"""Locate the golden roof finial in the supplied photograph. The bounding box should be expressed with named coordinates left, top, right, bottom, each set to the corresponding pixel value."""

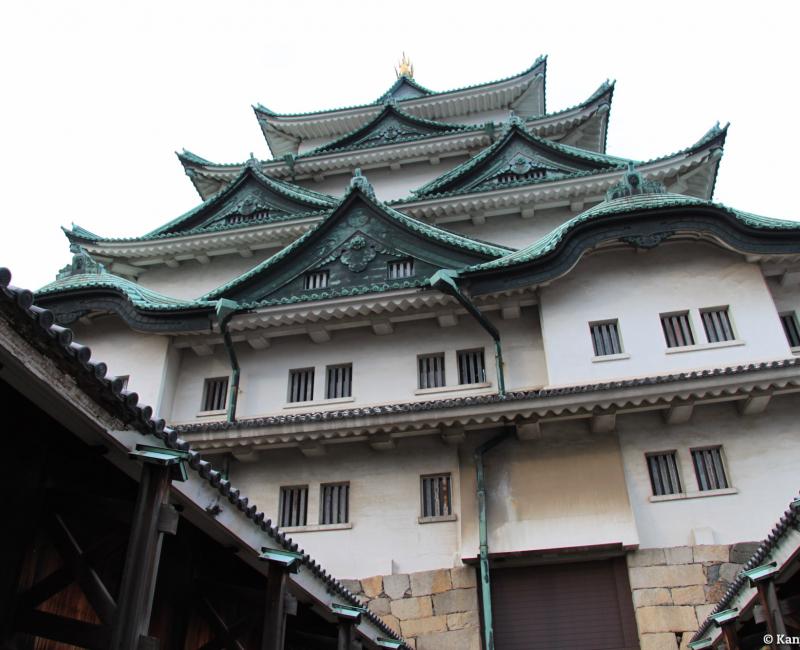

left=396, top=52, right=414, bottom=79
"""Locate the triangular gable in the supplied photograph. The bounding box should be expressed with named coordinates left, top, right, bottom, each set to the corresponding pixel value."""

left=149, top=162, right=337, bottom=237
left=311, top=104, right=471, bottom=154
left=204, top=173, right=511, bottom=306
left=414, top=117, right=625, bottom=197
left=375, top=77, right=433, bottom=103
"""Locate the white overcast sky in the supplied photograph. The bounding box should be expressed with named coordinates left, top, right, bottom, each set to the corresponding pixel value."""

left=1, top=1, right=798, bottom=290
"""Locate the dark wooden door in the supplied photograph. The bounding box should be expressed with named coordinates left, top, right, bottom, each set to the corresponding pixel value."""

left=491, top=557, right=640, bottom=650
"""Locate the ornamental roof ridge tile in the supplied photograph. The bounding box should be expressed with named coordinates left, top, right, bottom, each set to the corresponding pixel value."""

left=465, top=192, right=800, bottom=273
left=0, top=267, right=408, bottom=648
left=253, top=56, right=547, bottom=119
left=691, top=491, right=800, bottom=644
left=173, top=357, right=800, bottom=433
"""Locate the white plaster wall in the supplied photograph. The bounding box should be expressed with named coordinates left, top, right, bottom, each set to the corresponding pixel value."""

left=618, top=397, right=800, bottom=547
left=540, top=242, right=793, bottom=386
left=229, top=437, right=462, bottom=578
left=170, top=308, right=546, bottom=423
left=135, top=249, right=277, bottom=299
left=71, top=316, right=171, bottom=414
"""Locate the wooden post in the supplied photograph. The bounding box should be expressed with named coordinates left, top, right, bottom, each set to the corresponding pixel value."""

left=337, top=619, right=353, bottom=650
left=757, top=580, right=790, bottom=650
left=110, top=463, right=171, bottom=650
left=719, top=622, right=740, bottom=650
left=261, top=564, right=288, bottom=650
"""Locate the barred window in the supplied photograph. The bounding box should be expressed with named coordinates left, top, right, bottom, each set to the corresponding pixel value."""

left=202, top=377, right=228, bottom=411
left=320, top=483, right=349, bottom=525
left=388, top=259, right=415, bottom=279
left=288, top=368, right=315, bottom=403
left=421, top=474, right=452, bottom=518
left=326, top=364, right=352, bottom=399
left=701, top=307, right=735, bottom=343
left=660, top=312, right=695, bottom=348
left=646, top=452, right=682, bottom=496
left=692, top=447, right=729, bottom=491
left=780, top=312, right=800, bottom=348
left=418, top=353, right=446, bottom=389
left=590, top=320, right=623, bottom=356
left=279, top=486, right=308, bottom=527
left=457, top=349, right=486, bottom=385
left=304, top=270, right=329, bottom=290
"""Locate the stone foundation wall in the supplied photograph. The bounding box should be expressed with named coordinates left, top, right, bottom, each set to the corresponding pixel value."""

left=341, top=567, right=480, bottom=649
left=627, top=542, right=758, bottom=650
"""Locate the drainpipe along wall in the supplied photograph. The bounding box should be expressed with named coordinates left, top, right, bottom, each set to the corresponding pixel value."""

left=215, top=299, right=241, bottom=423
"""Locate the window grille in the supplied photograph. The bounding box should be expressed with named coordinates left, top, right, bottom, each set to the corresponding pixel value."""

left=421, top=474, right=452, bottom=518
left=320, top=483, right=349, bottom=525
left=660, top=312, right=695, bottom=348
left=418, top=353, right=446, bottom=389
left=202, top=377, right=228, bottom=411
left=457, top=349, right=486, bottom=385
left=701, top=308, right=735, bottom=343
left=279, top=486, right=308, bottom=527
left=288, top=368, right=315, bottom=403
left=388, top=259, right=415, bottom=279
left=780, top=312, right=800, bottom=348
left=646, top=452, right=682, bottom=496
left=692, top=447, right=729, bottom=491
left=589, top=320, right=623, bottom=356
left=326, top=364, right=352, bottom=399
left=304, top=270, right=329, bottom=290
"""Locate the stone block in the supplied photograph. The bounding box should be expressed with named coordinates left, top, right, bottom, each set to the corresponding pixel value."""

left=340, top=578, right=362, bottom=595
left=401, top=615, right=447, bottom=637
left=678, top=633, right=692, bottom=650
left=719, top=563, right=742, bottom=584
left=410, top=569, right=452, bottom=596
left=695, top=604, right=717, bottom=625
left=730, top=542, right=760, bottom=564
left=627, top=548, right=667, bottom=567
left=636, top=606, right=698, bottom=633
left=705, top=564, right=720, bottom=583
left=361, top=575, right=383, bottom=598
left=416, top=627, right=481, bottom=650
left=368, top=597, right=391, bottom=615
left=664, top=547, right=693, bottom=565
left=405, top=639, right=416, bottom=650
left=629, top=564, right=706, bottom=589
left=451, top=566, right=477, bottom=589
left=380, top=614, right=401, bottom=635
left=671, top=585, right=705, bottom=606
left=446, top=610, right=479, bottom=630
left=705, top=581, right=728, bottom=603
left=390, top=596, right=433, bottom=621
left=432, top=588, right=478, bottom=615
left=384, top=573, right=410, bottom=600
left=692, top=545, right=729, bottom=563
left=633, top=588, right=673, bottom=608
left=640, top=633, right=679, bottom=650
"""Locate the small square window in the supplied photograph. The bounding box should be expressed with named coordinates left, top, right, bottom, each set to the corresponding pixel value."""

left=388, top=259, right=415, bottom=279
left=320, top=482, right=349, bottom=525
left=457, top=349, right=486, bottom=384
left=202, top=376, right=228, bottom=411
left=700, top=307, right=735, bottom=343
left=421, top=474, right=452, bottom=518
left=660, top=311, right=695, bottom=348
left=691, top=447, right=729, bottom=491
left=646, top=451, right=682, bottom=496
left=418, top=353, right=446, bottom=389
left=279, top=485, right=308, bottom=527
left=326, top=364, right=352, bottom=399
left=304, top=270, right=329, bottom=290
left=780, top=312, right=800, bottom=348
left=288, top=368, right=315, bottom=403
left=589, top=320, right=623, bottom=356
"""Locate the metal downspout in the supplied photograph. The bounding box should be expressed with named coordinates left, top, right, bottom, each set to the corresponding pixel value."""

left=474, top=428, right=513, bottom=650
left=429, top=270, right=505, bottom=396
left=215, top=299, right=240, bottom=423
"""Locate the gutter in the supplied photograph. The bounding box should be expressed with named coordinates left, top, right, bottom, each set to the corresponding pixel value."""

left=215, top=299, right=241, bottom=423
left=429, top=270, right=505, bottom=396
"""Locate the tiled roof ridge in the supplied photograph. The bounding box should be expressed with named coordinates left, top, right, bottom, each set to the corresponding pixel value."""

left=374, top=75, right=435, bottom=104
left=0, top=266, right=407, bottom=647
left=691, top=491, right=800, bottom=643
left=253, top=56, right=547, bottom=119
left=174, top=357, right=800, bottom=433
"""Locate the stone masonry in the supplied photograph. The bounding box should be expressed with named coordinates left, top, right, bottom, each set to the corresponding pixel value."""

left=341, top=566, right=480, bottom=649
left=627, top=542, right=759, bottom=650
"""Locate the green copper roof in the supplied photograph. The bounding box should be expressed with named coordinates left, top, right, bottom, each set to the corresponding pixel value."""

left=375, top=76, right=434, bottom=103
left=177, top=149, right=214, bottom=165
